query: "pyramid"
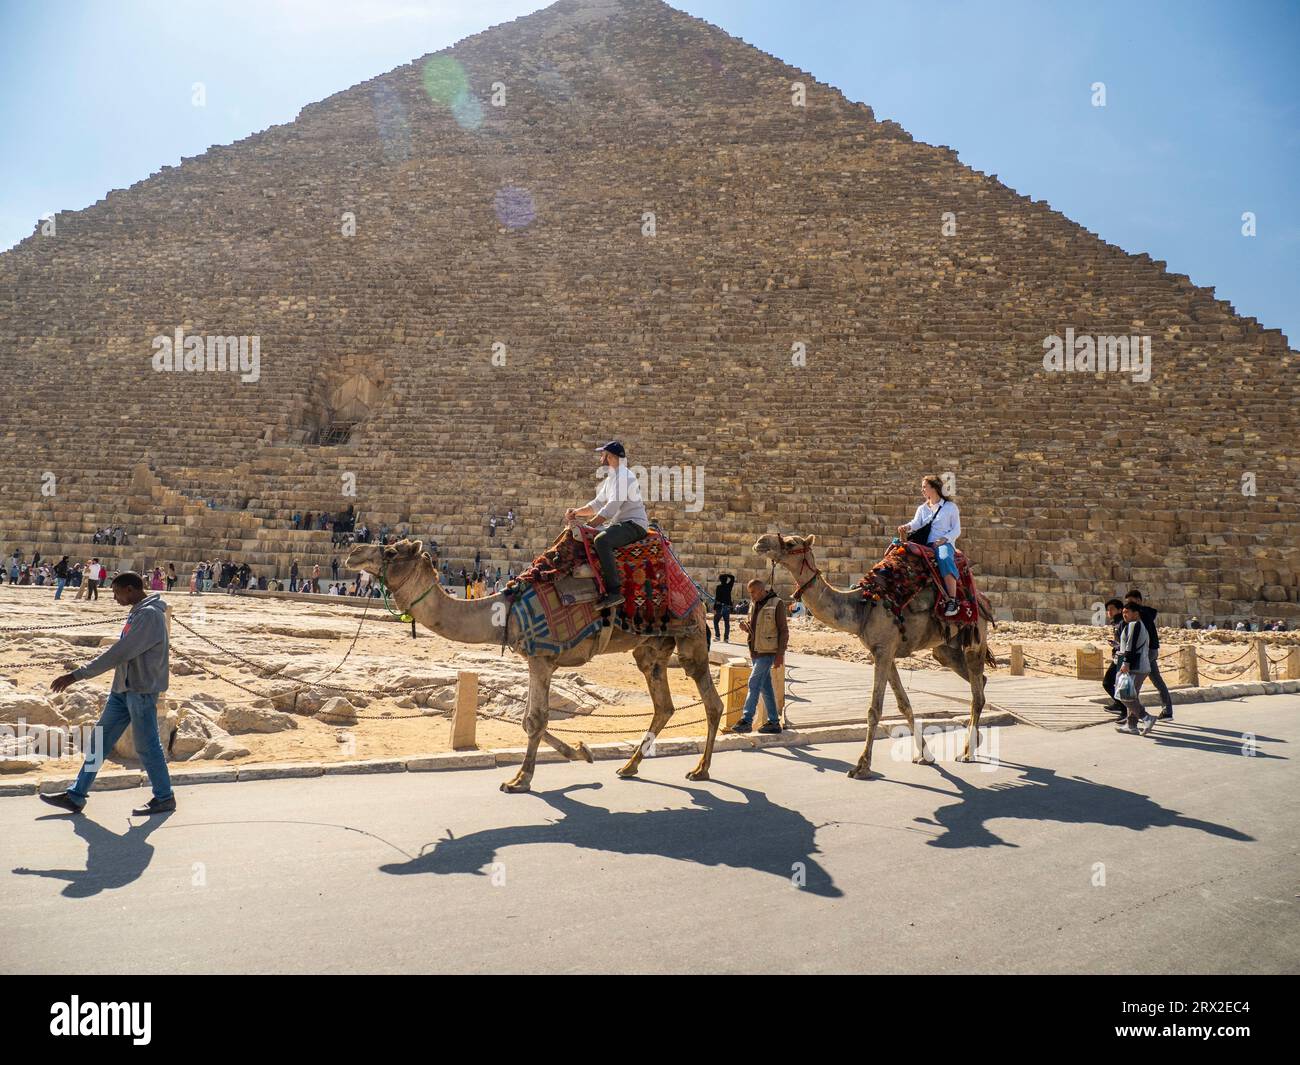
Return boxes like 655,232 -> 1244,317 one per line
0,0 -> 1296,623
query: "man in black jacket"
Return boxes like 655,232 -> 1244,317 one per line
1100,598 -> 1127,716
713,573 -> 735,642
1125,590 -> 1174,720
53,555 -> 71,600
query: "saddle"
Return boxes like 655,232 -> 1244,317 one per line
856,541 -> 988,634
504,525 -> 701,655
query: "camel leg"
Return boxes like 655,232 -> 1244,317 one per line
849,646 -> 893,780
501,657 -> 558,793
679,633 -> 723,781
542,730 -> 593,764
617,642 -> 677,779
888,663 -> 931,764
959,643 -> 988,763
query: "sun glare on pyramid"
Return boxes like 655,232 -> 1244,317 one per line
494,185 -> 537,229
421,54 -> 486,131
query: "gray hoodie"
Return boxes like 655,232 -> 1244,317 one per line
72,593 -> 170,693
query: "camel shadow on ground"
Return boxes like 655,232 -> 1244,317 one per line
380,777 -> 843,897
889,760 -> 1256,850
12,812 -> 172,898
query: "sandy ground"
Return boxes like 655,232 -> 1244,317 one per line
0,587 -> 721,782
1,586 -> 1293,783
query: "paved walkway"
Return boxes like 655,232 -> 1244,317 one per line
715,639 -> 1115,731
4,694 -> 1295,974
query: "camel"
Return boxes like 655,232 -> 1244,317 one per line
346,540 -> 725,793
753,533 -> 995,779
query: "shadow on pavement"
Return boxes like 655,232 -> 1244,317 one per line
381,777 -> 843,897
13,811 -> 172,897
892,760 -> 1256,850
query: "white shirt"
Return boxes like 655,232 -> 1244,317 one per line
586,461 -> 649,529
905,499 -> 961,545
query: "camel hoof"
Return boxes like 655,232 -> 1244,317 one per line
686,769 -> 710,782
575,741 -> 594,765
913,755 -> 935,765
616,764 -> 639,779
956,755 -> 975,764
500,779 -> 531,794
847,767 -> 877,780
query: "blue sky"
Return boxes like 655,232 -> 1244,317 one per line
1,0 -> 1296,342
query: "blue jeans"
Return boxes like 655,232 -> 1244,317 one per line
67,691 -> 173,807
741,654 -> 779,725
54,577 -> 67,599
934,542 -> 958,581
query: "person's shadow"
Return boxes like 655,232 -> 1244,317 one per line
381,778 -> 842,897
895,761 -> 1255,850
13,812 -> 172,898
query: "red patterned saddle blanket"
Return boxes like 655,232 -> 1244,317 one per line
509,525 -> 700,634
855,542 -> 984,629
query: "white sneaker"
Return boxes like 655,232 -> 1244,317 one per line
1139,714 -> 1157,736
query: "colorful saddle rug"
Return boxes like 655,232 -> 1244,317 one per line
856,542 -> 983,631
506,526 -> 700,656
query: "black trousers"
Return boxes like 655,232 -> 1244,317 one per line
1102,661 -> 1126,711
1147,648 -> 1173,712
593,521 -> 647,593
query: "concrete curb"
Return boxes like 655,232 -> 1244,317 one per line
1088,678 -> 1300,707
0,712 -> 1019,796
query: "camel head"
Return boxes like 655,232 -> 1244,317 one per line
752,532 -> 817,569
345,539 -> 432,588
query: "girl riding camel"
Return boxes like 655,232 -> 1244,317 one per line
896,474 -> 962,617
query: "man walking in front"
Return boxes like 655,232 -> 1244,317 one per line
734,577 -> 788,735
1100,597 -> 1127,717
1114,600 -> 1157,736
564,440 -> 649,611
1125,589 -> 1175,720
39,571 -> 176,816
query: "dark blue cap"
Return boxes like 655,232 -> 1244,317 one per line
595,440 -> 626,458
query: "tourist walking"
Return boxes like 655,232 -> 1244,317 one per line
1124,590 -> 1174,720
166,563 -> 177,591
40,572 -> 176,816
733,577 -> 787,734
1099,598 -> 1127,717
1114,601 -> 1157,735
289,560 -> 299,593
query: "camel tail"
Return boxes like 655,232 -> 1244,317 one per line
985,646 -> 997,670
976,592 -> 996,625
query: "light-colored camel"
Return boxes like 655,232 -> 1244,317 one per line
753,533 -> 995,778
346,540 -> 725,793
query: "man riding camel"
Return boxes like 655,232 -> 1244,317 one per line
564,440 -> 648,610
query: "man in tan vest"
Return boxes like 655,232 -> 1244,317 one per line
734,578 -> 788,734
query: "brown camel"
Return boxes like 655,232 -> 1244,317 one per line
346,540 -> 725,792
753,533 -> 995,778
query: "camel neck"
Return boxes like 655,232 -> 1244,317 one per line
388,566 -> 504,645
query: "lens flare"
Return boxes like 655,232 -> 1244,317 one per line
494,186 -> 536,230
422,57 -> 468,106
371,81 -> 411,163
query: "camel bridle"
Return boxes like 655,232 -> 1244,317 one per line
779,540 -> 822,602
378,552 -> 438,622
